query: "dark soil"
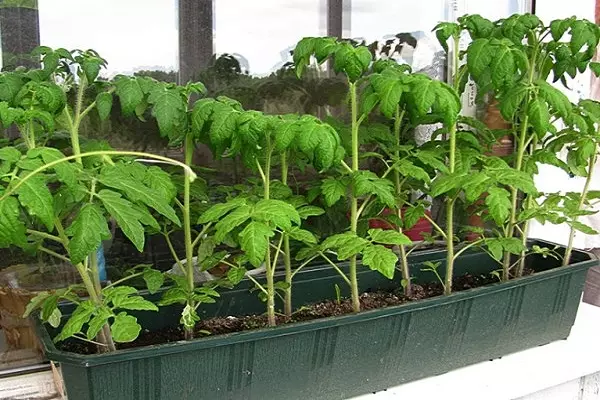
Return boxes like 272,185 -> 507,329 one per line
60,270 -> 533,355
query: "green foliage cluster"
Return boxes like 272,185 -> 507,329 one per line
0,13 -> 598,352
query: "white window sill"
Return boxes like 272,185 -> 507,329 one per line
352,301 -> 600,400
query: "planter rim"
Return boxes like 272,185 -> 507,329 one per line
34,238 -> 595,367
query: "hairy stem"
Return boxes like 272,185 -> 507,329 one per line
349,82 -> 361,312
393,107 -> 411,296
263,137 -> 277,327
444,35 -> 460,296
280,152 -> 293,317
183,135 -> 196,340
563,150 -> 597,266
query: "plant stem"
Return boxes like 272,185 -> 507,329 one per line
280,152 -> 293,317
563,150 -> 597,266
261,136 -> 277,327
348,82 -> 361,312
70,76 -> 87,164
393,107 -> 411,296
183,134 -> 196,340
502,115 -> 529,280
443,35 -> 461,296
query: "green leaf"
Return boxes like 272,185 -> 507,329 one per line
208,105 -> 239,154
404,204 -> 425,230
368,228 -> 411,245
144,166 -> 177,202
158,287 -> 188,306
313,37 -> 338,62
0,197 -> 27,248
333,43 -> 372,82
198,198 -> 247,224
31,147 -> 78,187
353,171 -> 396,208
362,244 -> 397,279
99,166 -> 180,225
97,189 -> 145,252
16,174 -> 54,231
180,304 -> 200,330
410,76 -> 437,116
95,92 -> 112,120
114,76 -> 144,116
500,85 -> 528,120
47,308 -> 62,329
143,269 -> 164,294
148,87 -> 188,140
491,44 -> 516,88
297,205 -> 325,219
54,301 -> 95,342
23,291 -> 51,318
415,150 -> 448,173
287,227 -> 317,245
86,308 -> 112,340
569,220 -> 598,235
394,159 -> 430,183
111,294 -> 158,312
321,177 -> 347,207
370,73 -> 404,118
434,22 -> 459,52
227,266 -> 247,285
528,98 -> 551,136
111,312 -> 141,343
214,204 -> 252,243
486,187 -> 511,225
293,37 -> 316,77
253,199 -> 300,230
430,173 -> 465,197
81,57 -> 102,83
550,18 -> 572,41
467,39 -> 493,80
239,221 -> 274,267
322,232 -> 369,260
537,80 -> 571,120
0,73 -> 24,103
0,146 -> 21,163
66,203 -> 111,264
491,169 -> 537,194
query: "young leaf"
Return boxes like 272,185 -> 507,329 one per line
86,308 -> 112,341
253,199 -> 300,230
569,220 -> 598,235
214,204 -> 252,243
239,221 -> 274,267
0,197 -> 27,248
66,203 -> 111,264
353,171 -> 396,207
99,166 -> 180,226
362,244 -> 397,279
97,189 -> 145,252
110,312 -> 142,343
287,227 -> 317,245
368,229 -> 411,245
96,92 -> 113,120
404,204 -> 425,230
180,304 -> 200,330
143,269 -> 164,294
485,186 -> 511,225
114,76 -> 144,116
16,174 -> 54,231
144,166 -> 177,202
322,232 -> 369,259
321,177 -> 347,207
54,301 -> 95,342
147,87 -> 188,140
297,205 -> 325,219
467,39 -> 493,80
227,266 -> 247,285
198,198 -> 247,224
527,98 -> 551,136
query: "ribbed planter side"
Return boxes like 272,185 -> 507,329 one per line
36,240 -> 596,400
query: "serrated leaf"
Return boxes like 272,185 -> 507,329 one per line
143,269 -> 164,294
180,304 -> 200,329
86,308 -> 112,341
528,98 -> 551,136
0,197 -> 27,248
66,203 -> 111,264
368,228 -> 411,245
394,159 -> 430,183
198,198 -> 246,224
112,294 -> 158,311
0,146 -> 21,163
144,166 -> 177,202
99,166 -> 180,225
111,312 -> 141,343
214,204 -> 253,243
97,189 -> 145,252
321,177 -> 347,206
96,92 -> 112,120
322,232 -> 369,259
404,204 -> 425,230
486,187 -> 511,225
33,147 -> 78,187
537,80 -> 571,120
353,171 -> 396,208
569,220 -> 598,235
370,73 -> 403,118
239,221 -> 274,267
430,173 -> 465,197
54,301 -> 95,342
114,76 -> 144,116
227,266 -> 247,285
287,227 -> 317,244
253,199 -> 300,230
16,174 -> 54,231
491,45 -> 516,88
297,205 -> 325,219
467,39 -> 493,81
148,87 -> 188,140
362,244 -> 397,279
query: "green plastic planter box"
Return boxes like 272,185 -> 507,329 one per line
35,240 -> 596,400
